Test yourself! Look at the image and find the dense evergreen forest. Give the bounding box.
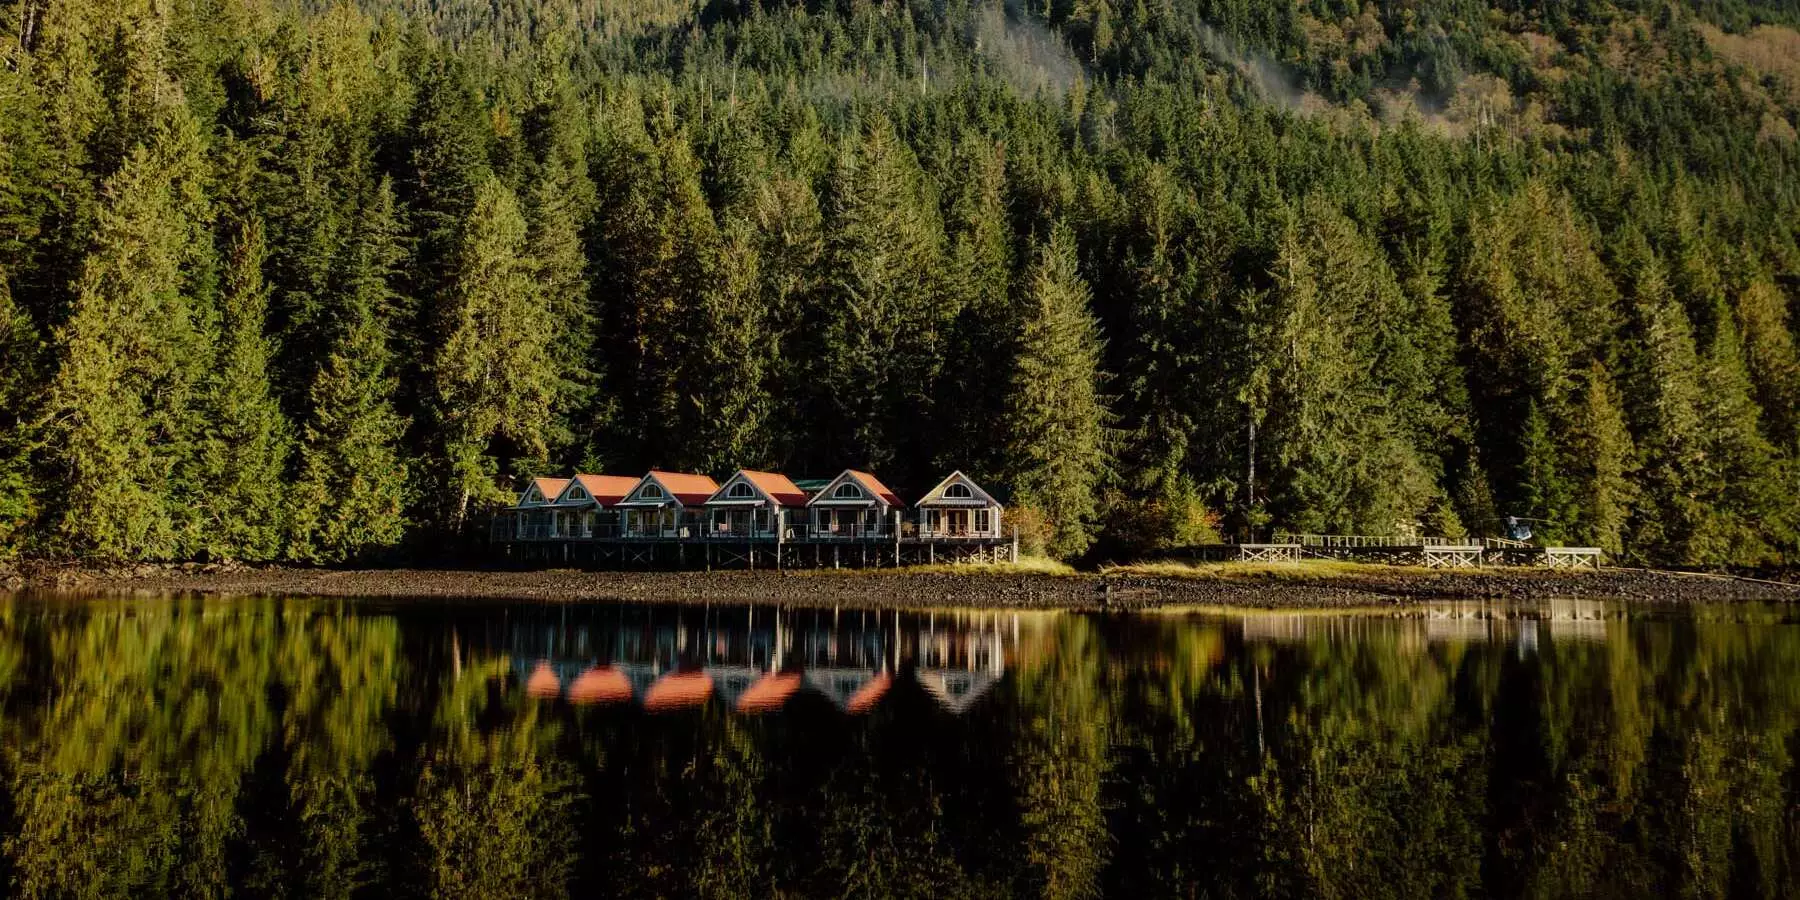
[1,0,1798,564]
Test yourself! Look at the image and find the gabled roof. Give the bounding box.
[555,473,638,508]
[915,470,1001,508]
[516,476,570,507]
[806,469,904,507]
[621,470,720,507]
[707,470,810,507]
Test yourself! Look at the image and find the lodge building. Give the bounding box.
[492,467,1013,567]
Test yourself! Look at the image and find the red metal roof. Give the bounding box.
[569,474,637,507]
[735,470,810,507]
[526,477,570,504]
[848,471,904,508]
[646,471,720,506]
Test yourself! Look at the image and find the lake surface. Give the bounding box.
[0,594,1794,898]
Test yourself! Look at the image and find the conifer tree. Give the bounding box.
[1516,400,1574,542]
[520,75,598,458]
[195,217,292,560]
[41,135,212,559]
[1258,201,1435,534]
[1733,277,1800,450]
[1620,246,1707,563]
[814,116,945,479]
[427,176,553,531]
[524,151,595,458]
[679,219,772,473]
[1566,364,1636,556]
[0,278,39,554]
[290,182,411,563]
[936,138,1015,480]
[1003,226,1108,559]
[1688,307,1791,564]
[590,119,718,469]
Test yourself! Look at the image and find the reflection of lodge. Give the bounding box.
[1236,601,1613,656]
[475,607,1026,717]
[492,469,1016,568]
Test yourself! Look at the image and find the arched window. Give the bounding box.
[834,483,863,499]
[640,483,664,499]
[944,483,973,499]
[728,481,756,498]
[570,487,587,500]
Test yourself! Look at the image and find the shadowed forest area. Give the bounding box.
[0,0,1798,564]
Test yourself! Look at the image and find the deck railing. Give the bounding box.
[1274,532,1469,548]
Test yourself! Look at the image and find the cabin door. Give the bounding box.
[946,510,970,535]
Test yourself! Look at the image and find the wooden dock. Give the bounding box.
[491,528,1018,570]
[1162,533,1607,569]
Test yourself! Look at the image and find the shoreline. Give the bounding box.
[5,562,1797,610]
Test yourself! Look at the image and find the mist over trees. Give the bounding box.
[0,0,1797,564]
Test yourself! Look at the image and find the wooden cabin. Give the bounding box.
[805,469,904,538]
[506,476,571,540]
[702,470,810,539]
[914,471,1004,538]
[615,470,720,537]
[547,473,637,539]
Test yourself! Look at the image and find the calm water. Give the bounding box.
[0,594,1795,899]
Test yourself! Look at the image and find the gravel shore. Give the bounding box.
[5,562,1796,610]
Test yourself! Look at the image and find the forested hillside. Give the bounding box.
[1,0,1798,564]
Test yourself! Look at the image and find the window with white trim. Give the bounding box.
[944,483,973,499]
[976,509,991,532]
[640,483,664,499]
[834,483,863,499]
[728,481,756,498]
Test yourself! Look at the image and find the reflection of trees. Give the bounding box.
[0,598,403,899]
[0,600,1796,897]
[408,656,576,900]
[4,599,281,898]
[1006,615,1109,900]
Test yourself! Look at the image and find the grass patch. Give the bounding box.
[790,556,1077,577]
[1101,559,1432,580]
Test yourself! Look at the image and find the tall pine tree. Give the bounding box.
[290,181,411,563]
[1004,225,1109,559]
[195,217,291,560]
[426,176,554,532]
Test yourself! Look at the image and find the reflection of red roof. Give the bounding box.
[643,670,713,711]
[737,471,810,507]
[570,474,637,507]
[526,661,560,699]
[737,672,803,713]
[847,671,893,714]
[848,471,904,507]
[568,666,632,705]
[648,471,720,506]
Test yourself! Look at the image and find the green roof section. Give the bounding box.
[791,478,833,493]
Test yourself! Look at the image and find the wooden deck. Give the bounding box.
[1173,533,1605,569]
[491,527,1017,570]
